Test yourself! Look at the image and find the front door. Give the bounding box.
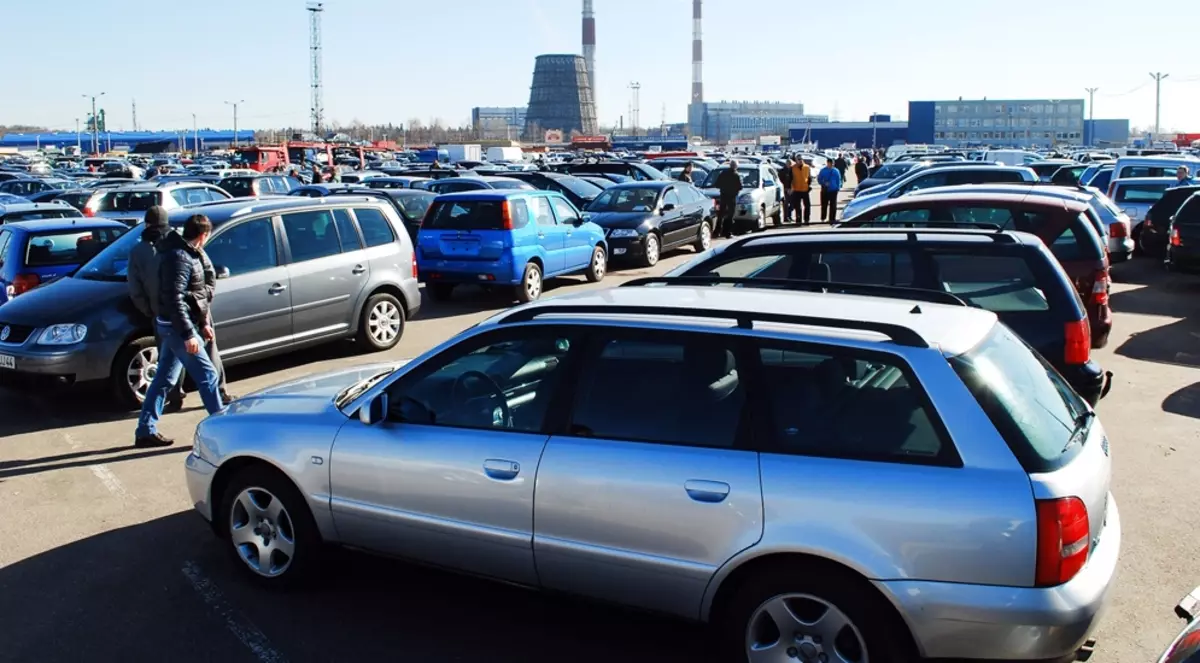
[533,329,763,619]
[279,208,369,342]
[528,195,566,274]
[329,326,580,586]
[549,196,592,270]
[203,216,293,358]
[657,186,694,247]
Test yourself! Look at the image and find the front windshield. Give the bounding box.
[73,223,150,281]
[395,193,434,219]
[555,176,603,200]
[700,168,759,189]
[874,163,916,179]
[585,187,661,213]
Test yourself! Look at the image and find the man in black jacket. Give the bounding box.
[715,160,743,238]
[133,215,225,448]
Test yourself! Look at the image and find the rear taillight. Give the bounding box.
[11,273,40,296]
[1107,183,1116,199]
[1091,268,1109,306]
[500,201,514,230]
[82,203,96,217]
[1172,227,1183,247]
[1065,318,1091,365]
[1035,497,1090,587]
[411,252,418,279]
[1109,222,1128,238]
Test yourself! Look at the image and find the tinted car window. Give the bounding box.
[352,207,396,247]
[25,227,125,266]
[205,218,278,276]
[0,229,12,258]
[334,208,363,252]
[282,210,342,262]
[1115,183,1170,203]
[570,334,745,449]
[756,341,948,463]
[550,197,581,224]
[931,254,1047,311]
[815,251,914,286]
[219,178,254,197]
[423,201,507,231]
[99,191,160,212]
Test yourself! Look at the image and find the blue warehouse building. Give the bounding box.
[0,129,255,152]
[787,120,910,149]
[908,99,1087,148]
[1084,119,1131,147]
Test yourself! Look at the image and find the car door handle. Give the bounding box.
[268,283,287,295]
[536,232,545,238]
[352,264,366,275]
[684,480,730,503]
[483,459,520,481]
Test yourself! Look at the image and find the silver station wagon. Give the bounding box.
[185,280,1120,663]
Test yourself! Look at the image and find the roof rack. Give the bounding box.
[841,221,1003,230]
[498,303,928,348]
[621,276,968,307]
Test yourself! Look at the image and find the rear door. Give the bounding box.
[548,196,590,270]
[203,216,293,357]
[529,195,566,273]
[279,207,368,342]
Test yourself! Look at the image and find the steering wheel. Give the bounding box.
[449,370,512,428]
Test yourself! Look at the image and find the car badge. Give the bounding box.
[0,326,9,342]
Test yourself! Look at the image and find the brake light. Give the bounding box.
[1035,497,1090,587]
[411,252,418,279]
[11,272,40,296]
[82,202,96,217]
[1064,318,1091,365]
[1109,221,1127,238]
[500,201,514,230]
[1172,227,1183,247]
[1091,268,1109,306]
[1107,182,1116,199]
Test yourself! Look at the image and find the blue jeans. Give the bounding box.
[135,323,225,439]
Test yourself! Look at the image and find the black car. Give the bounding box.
[577,175,617,191]
[1165,193,1200,272]
[218,174,301,197]
[501,171,606,210]
[581,181,713,268]
[559,160,669,182]
[326,188,435,244]
[1142,185,1200,257]
[855,161,922,196]
[667,227,1113,404]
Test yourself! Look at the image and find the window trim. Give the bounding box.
[745,337,962,468]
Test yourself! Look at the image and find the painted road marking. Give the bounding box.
[63,432,134,500]
[181,561,288,663]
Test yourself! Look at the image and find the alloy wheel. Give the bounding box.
[229,487,296,578]
[368,300,401,345]
[127,346,158,404]
[746,593,868,663]
[525,267,542,300]
[591,247,606,280]
[645,234,660,265]
[700,223,712,249]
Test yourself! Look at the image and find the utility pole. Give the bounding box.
[132,98,138,132]
[1085,87,1098,145]
[82,92,105,154]
[192,113,198,156]
[307,2,324,137]
[871,112,878,149]
[1150,72,1169,140]
[628,82,640,138]
[75,118,81,152]
[225,100,245,147]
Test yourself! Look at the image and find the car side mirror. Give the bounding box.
[572,217,585,226]
[661,203,676,214]
[214,265,231,280]
[359,392,389,426]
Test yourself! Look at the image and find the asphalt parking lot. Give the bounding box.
[3,216,1200,663]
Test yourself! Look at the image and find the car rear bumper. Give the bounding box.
[1107,237,1134,262]
[419,258,521,285]
[1087,303,1112,349]
[877,494,1120,661]
[185,452,218,523]
[1167,244,1200,268]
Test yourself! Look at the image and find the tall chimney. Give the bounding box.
[582,0,596,117]
[691,0,702,104]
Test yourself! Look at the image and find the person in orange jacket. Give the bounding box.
[789,158,812,225]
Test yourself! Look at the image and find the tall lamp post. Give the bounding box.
[225,99,245,147]
[82,92,105,154]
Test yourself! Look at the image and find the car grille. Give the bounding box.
[0,323,35,344]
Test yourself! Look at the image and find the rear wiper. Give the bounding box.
[1063,410,1096,453]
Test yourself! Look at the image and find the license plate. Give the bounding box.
[0,354,14,370]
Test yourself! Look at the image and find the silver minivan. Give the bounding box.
[84,181,233,226]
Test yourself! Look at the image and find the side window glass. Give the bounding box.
[947,206,1015,228]
[874,209,931,223]
[699,253,796,280]
[205,218,278,276]
[0,229,11,259]
[530,197,556,226]
[903,173,946,193]
[814,251,914,286]
[931,253,1048,311]
[550,197,580,224]
[569,334,745,449]
[387,331,576,433]
[756,341,948,463]
[333,208,362,252]
[662,189,681,208]
[282,209,341,262]
[509,199,531,229]
[354,207,397,247]
[170,189,190,206]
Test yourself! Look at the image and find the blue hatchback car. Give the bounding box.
[418,190,608,303]
[0,218,128,305]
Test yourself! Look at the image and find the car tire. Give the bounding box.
[428,283,455,302]
[218,464,323,589]
[771,204,782,226]
[756,205,767,232]
[642,233,661,267]
[516,262,543,303]
[112,335,158,410]
[719,564,912,663]
[694,221,713,252]
[355,292,405,352]
[585,245,606,283]
[1132,223,1145,257]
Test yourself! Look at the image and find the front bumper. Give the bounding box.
[0,337,118,385]
[606,234,648,260]
[878,494,1120,661]
[185,452,218,524]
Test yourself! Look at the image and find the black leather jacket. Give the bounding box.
[156,231,210,340]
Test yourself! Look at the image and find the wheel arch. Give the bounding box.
[353,283,409,336]
[209,454,333,544]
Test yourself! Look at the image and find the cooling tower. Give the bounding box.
[524,54,598,140]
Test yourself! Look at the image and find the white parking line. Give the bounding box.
[181,561,288,663]
[63,432,134,500]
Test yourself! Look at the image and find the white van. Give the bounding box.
[981,149,1041,167]
[1109,155,1200,185]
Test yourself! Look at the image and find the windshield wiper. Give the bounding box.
[335,368,396,408]
[1062,410,1096,453]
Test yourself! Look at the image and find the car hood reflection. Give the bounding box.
[228,360,410,416]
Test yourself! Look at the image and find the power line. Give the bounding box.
[1098,80,1150,97]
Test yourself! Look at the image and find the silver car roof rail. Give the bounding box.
[620,276,969,308]
[498,303,929,348]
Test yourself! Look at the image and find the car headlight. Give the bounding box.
[737,193,754,203]
[609,228,640,238]
[36,323,87,345]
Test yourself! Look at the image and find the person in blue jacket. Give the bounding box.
[817,160,843,223]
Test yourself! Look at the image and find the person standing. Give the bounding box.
[778,158,794,223]
[790,158,812,225]
[132,214,225,448]
[854,154,870,186]
[1176,166,1196,187]
[678,161,695,183]
[715,160,743,238]
[817,160,843,223]
[834,153,849,185]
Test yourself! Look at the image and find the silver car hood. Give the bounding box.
[227,360,410,416]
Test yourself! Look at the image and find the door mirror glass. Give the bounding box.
[214,265,231,279]
[359,392,389,426]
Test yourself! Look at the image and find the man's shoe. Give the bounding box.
[163,396,184,414]
[220,391,237,403]
[134,433,174,448]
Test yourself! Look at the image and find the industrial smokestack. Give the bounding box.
[582,0,596,114]
[691,0,702,104]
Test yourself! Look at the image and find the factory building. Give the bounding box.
[908,99,1086,148]
[471,107,528,140]
[687,101,826,143]
[1084,119,1131,147]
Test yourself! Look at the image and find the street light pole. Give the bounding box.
[192,113,198,156]
[871,112,878,149]
[225,100,245,147]
[82,92,105,154]
[1150,72,1169,140]
[1084,87,1098,145]
[75,118,81,153]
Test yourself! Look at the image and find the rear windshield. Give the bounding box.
[394,193,434,220]
[3,209,81,222]
[25,227,126,266]
[950,324,1089,473]
[1115,183,1170,203]
[220,178,254,197]
[423,200,513,231]
[873,163,915,179]
[99,191,161,212]
[931,253,1049,311]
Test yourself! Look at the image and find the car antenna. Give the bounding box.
[910,305,922,314]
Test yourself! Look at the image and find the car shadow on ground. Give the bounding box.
[1111,258,1200,372]
[1163,382,1200,420]
[0,511,718,663]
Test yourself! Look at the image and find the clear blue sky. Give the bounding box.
[2,0,1197,134]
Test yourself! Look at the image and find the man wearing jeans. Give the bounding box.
[133,215,225,448]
